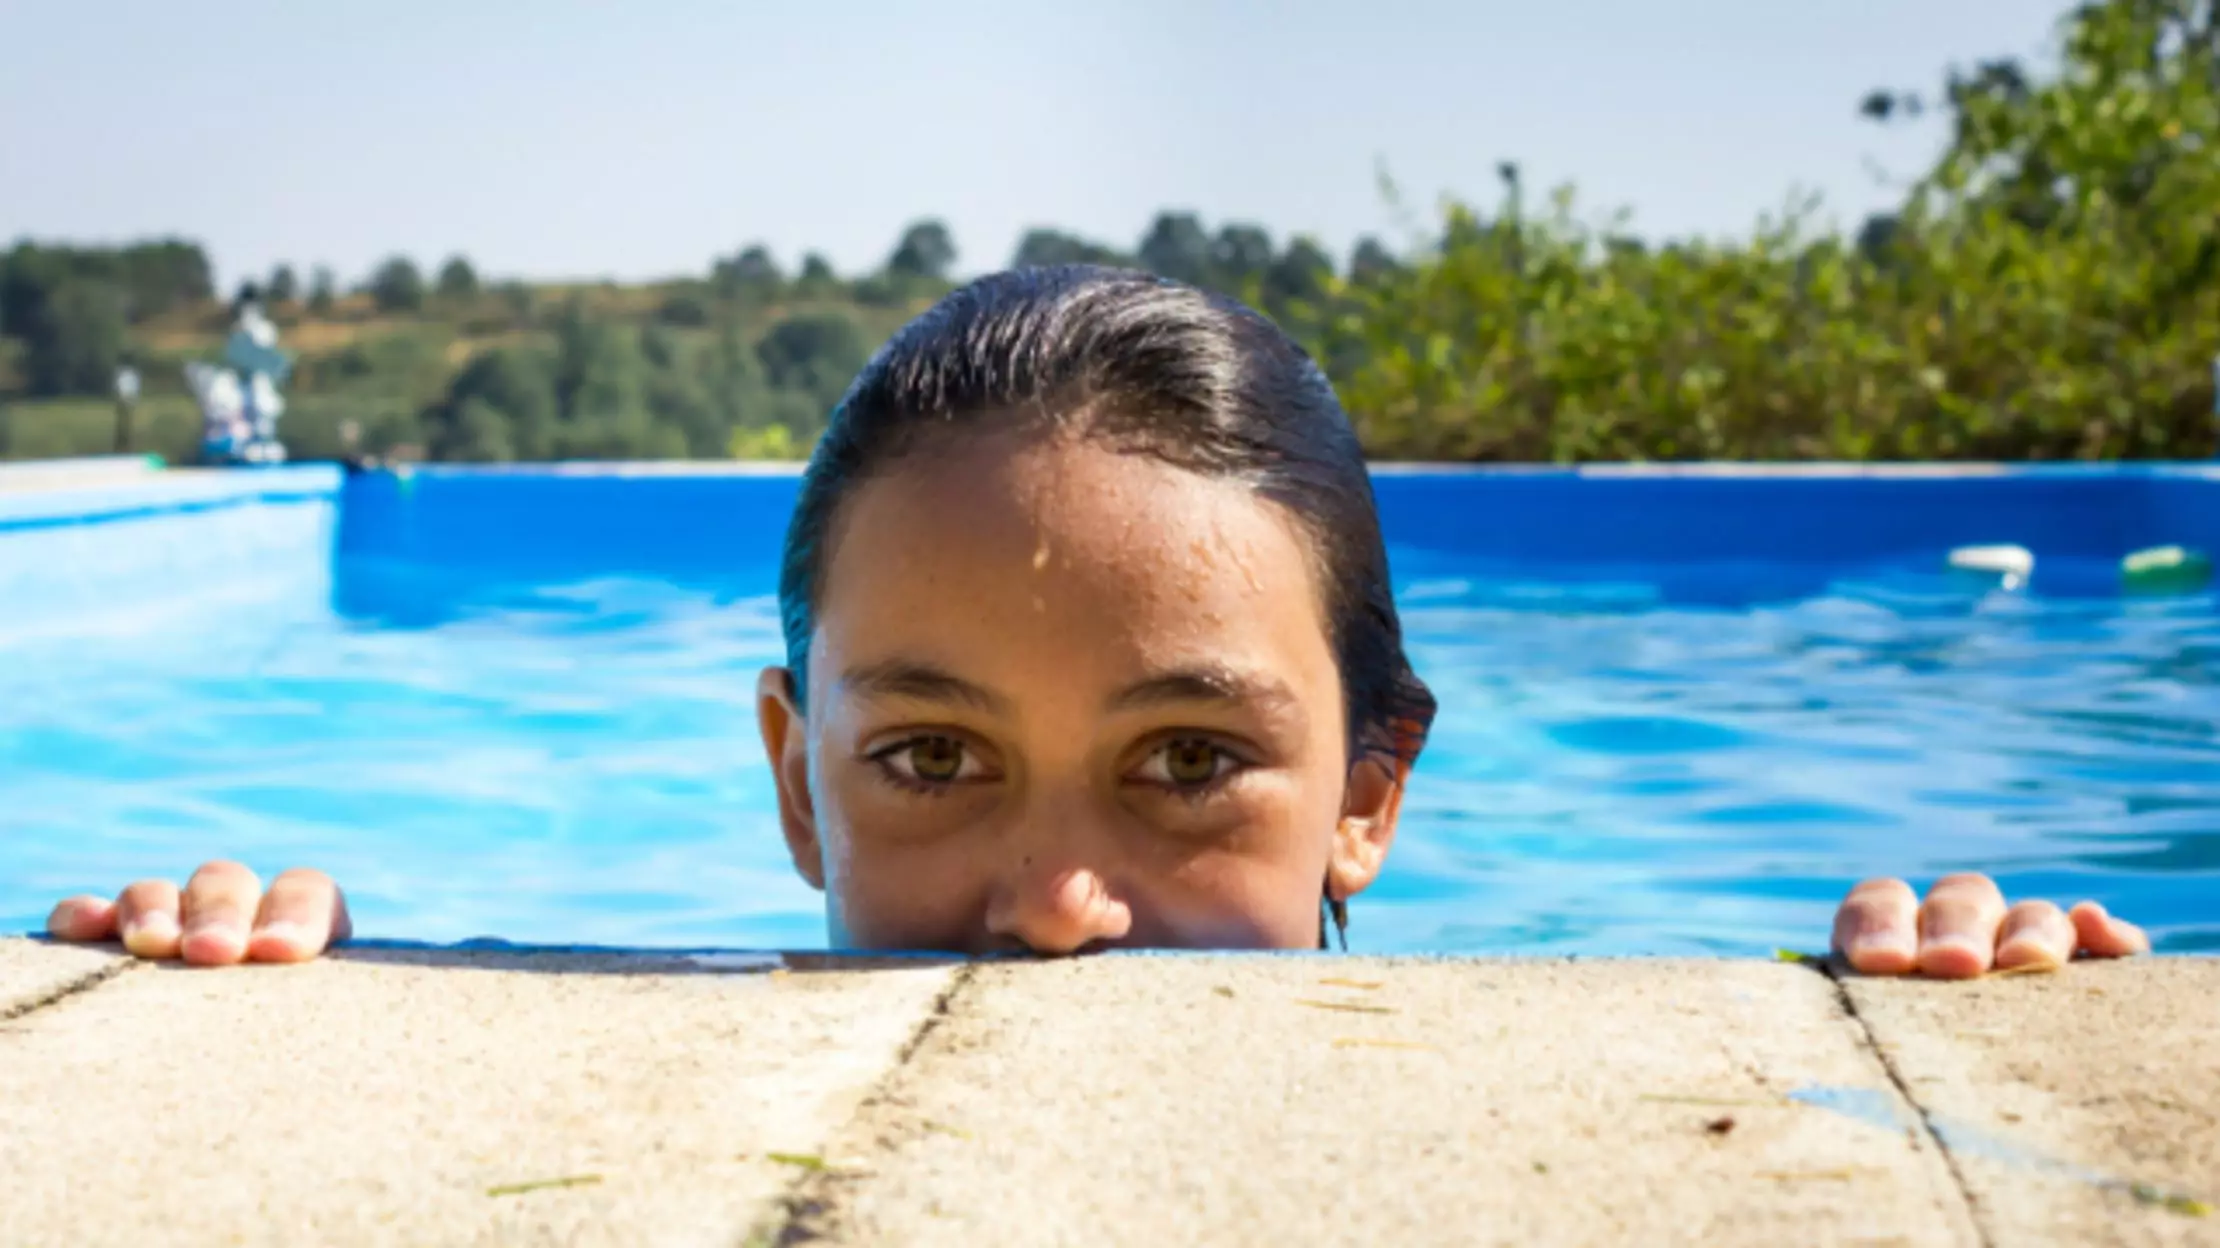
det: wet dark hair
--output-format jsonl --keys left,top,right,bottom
{"left": 777, "top": 264, "right": 1436, "bottom": 767}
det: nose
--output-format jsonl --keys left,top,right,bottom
{"left": 983, "top": 860, "right": 1134, "bottom": 956}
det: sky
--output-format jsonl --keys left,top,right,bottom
{"left": 0, "top": 1, "right": 2077, "bottom": 292}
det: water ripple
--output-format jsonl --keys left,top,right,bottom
{"left": 2, "top": 561, "right": 2213, "bottom": 956}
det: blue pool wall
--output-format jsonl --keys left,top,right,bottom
{"left": 331, "top": 462, "right": 2220, "bottom": 582}
{"left": 4, "top": 462, "right": 2217, "bottom": 628}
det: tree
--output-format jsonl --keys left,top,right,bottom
{"left": 1137, "top": 211, "right": 1213, "bottom": 286}
{"left": 429, "top": 344, "right": 560, "bottom": 460}
{"left": 1854, "top": 213, "right": 1902, "bottom": 263}
{"left": 2, "top": 240, "right": 211, "bottom": 335}
{"left": 368, "top": 257, "right": 425, "bottom": 312}
{"left": 23, "top": 279, "right": 127, "bottom": 396}
{"left": 1010, "top": 228, "right": 1128, "bottom": 270}
{"left": 553, "top": 306, "right": 647, "bottom": 425}
{"left": 640, "top": 323, "right": 681, "bottom": 371}
{"left": 551, "top": 412, "right": 688, "bottom": 460}
{"left": 108, "top": 240, "right": 215, "bottom": 320}
{"left": 657, "top": 287, "right": 714, "bottom": 326}
{"left": 1210, "top": 223, "right": 1276, "bottom": 291}
{"left": 639, "top": 327, "right": 729, "bottom": 455}
{"left": 1347, "top": 236, "right": 1400, "bottom": 284}
{"left": 1263, "top": 235, "right": 1334, "bottom": 308}
{"left": 0, "top": 244, "right": 54, "bottom": 345}
{"left": 756, "top": 312, "right": 871, "bottom": 411}
{"left": 440, "top": 398, "right": 518, "bottom": 461}
{"left": 1866, "top": 3, "right": 2217, "bottom": 231}
{"left": 886, "top": 219, "right": 957, "bottom": 283}
{"left": 797, "top": 252, "right": 838, "bottom": 291}
{"left": 307, "top": 266, "right": 337, "bottom": 314}
{"left": 850, "top": 273, "right": 907, "bottom": 307}
{"left": 495, "top": 280, "right": 536, "bottom": 326}
{"left": 704, "top": 321, "right": 772, "bottom": 430}
{"left": 267, "top": 264, "right": 299, "bottom": 304}
{"left": 436, "top": 256, "right": 480, "bottom": 302}
{"left": 713, "top": 244, "right": 783, "bottom": 299}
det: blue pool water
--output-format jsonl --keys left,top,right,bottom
{"left": 2, "top": 466, "right": 2215, "bottom": 955}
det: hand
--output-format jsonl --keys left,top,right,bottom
{"left": 46, "top": 862, "right": 350, "bottom": 966}
{"left": 1832, "top": 873, "right": 2148, "bottom": 978}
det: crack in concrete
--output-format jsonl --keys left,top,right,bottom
{"left": 0, "top": 957, "right": 138, "bottom": 1025}
{"left": 1821, "top": 962, "right": 1994, "bottom": 1248}
{"left": 750, "top": 960, "right": 980, "bottom": 1246}
{"left": 739, "top": 958, "right": 2042, "bottom": 1245}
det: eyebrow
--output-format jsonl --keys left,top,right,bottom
{"left": 838, "top": 658, "right": 1303, "bottom": 723}
{"left": 839, "top": 659, "right": 1013, "bottom": 715}
{"left": 1107, "top": 664, "right": 1303, "bottom": 718}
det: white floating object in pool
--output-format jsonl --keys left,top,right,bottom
{"left": 2121, "top": 545, "right": 2213, "bottom": 594}
{"left": 1947, "top": 544, "right": 2034, "bottom": 591}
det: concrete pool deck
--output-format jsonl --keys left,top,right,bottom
{"left": 1, "top": 940, "right": 2212, "bottom": 1246}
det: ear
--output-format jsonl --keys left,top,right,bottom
{"left": 1329, "top": 755, "right": 1410, "bottom": 903}
{"left": 756, "top": 666, "right": 826, "bottom": 891}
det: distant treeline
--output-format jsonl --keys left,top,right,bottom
{"left": 0, "top": 214, "right": 1364, "bottom": 464}
{"left": 3, "top": 0, "right": 2214, "bottom": 464}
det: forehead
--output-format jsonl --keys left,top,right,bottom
{"left": 812, "top": 434, "right": 1336, "bottom": 692}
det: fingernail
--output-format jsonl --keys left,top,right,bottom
{"left": 121, "top": 910, "right": 178, "bottom": 954}
{"left": 181, "top": 920, "right": 246, "bottom": 959}
{"left": 1918, "top": 934, "right": 1989, "bottom": 974}
{"left": 129, "top": 910, "right": 178, "bottom": 937}
{"left": 1850, "top": 930, "right": 1914, "bottom": 960}
{"left": 255, "top": 921, "right": 308, "bottom": 948}
{"left": 1997, "top": 931, "right": 2065, "bottom": 965}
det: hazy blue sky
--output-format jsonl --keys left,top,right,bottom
{"left": 0, "top": 1, "right": 2074, "bottom": 290}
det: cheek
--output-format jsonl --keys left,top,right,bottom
{"left": 1139, "top": 770, "right": 1337, "bottom": 863}
{"left": 818, "top": 830, "right": 991, "bottom": 949}
{"left": 1106, "top": 776, "right": 1350, "bottom": 948}
{"left": 1186, "top": 785, "right": 1342, "bottom": 924}
{"left": 808, "top": 763, "right": 999, "bottom": 947}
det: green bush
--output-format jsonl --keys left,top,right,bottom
{"left": 1309, "top": 0, "right": 2219, "bottom": 461}
{"left": 0, "top": 396, "right": 201, "bottom": 462}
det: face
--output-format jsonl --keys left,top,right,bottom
{"left": 756, "top": 432, "right": 1409, "bottom": 954}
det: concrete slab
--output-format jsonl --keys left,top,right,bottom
{"left": 777, "top": 957, "right": 1976, "bottom": 1248}
{"left": 0, "top": 462, "right": 336, "bottom": 524}
{"left": 0, "top": 454, "right": 166, "bottom": 494}
{"left": 1846, "top": 961, "right": 2220, "bottom": 1246}
{"left": 0, "top": 936, "right": 129, "bottom": 1019}
{"left": 0, "top": 945, "right": 953, "bottom": 1248}
{"left": 6, "top": 945, "right": 2210, "bottom": 1246}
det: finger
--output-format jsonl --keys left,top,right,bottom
{"left": 45, "top": 895, "right": 118, "bottom": 944}
{"left": 1917, "top": 873, "right": 2007, "bottom": 980}
{"left": 180, "top": 861, "right": 262, "bottom": 967}
{"left": 115, "top": 880, "right": 184, "bottom": 960}
{"left": 2069, "top": 901, "right": 2151, "bottom": 959}
{"left": 1831, "top": 878, "right": 1919, "bottom": 975}
{"left": 249, "top": 869, "right": 348, "bottom": 963}
{"left": 1994, "top": 899, "right": 2074, "bottom": 972}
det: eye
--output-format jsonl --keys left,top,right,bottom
{"left": 872, "top": 734, "right": 988, "bottom": 789}
{"left": 1134, "top": 737, "right": 1243, "bottom": 791}
{"left": 906, "top": 736, "right": 964, "bottom": 783}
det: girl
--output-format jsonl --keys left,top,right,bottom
{"left": 47, "top": 266, "right": 2151, "bottom": 976}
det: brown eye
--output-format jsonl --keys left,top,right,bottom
{"left": 1127, "top": 736, "right": 1247, "bottom": 798}
{"left": 907, "top": 736, "right": 966, "bottom": 783}
{"left": 1160, "top": 738, "right": 1228, "bottom": 788}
